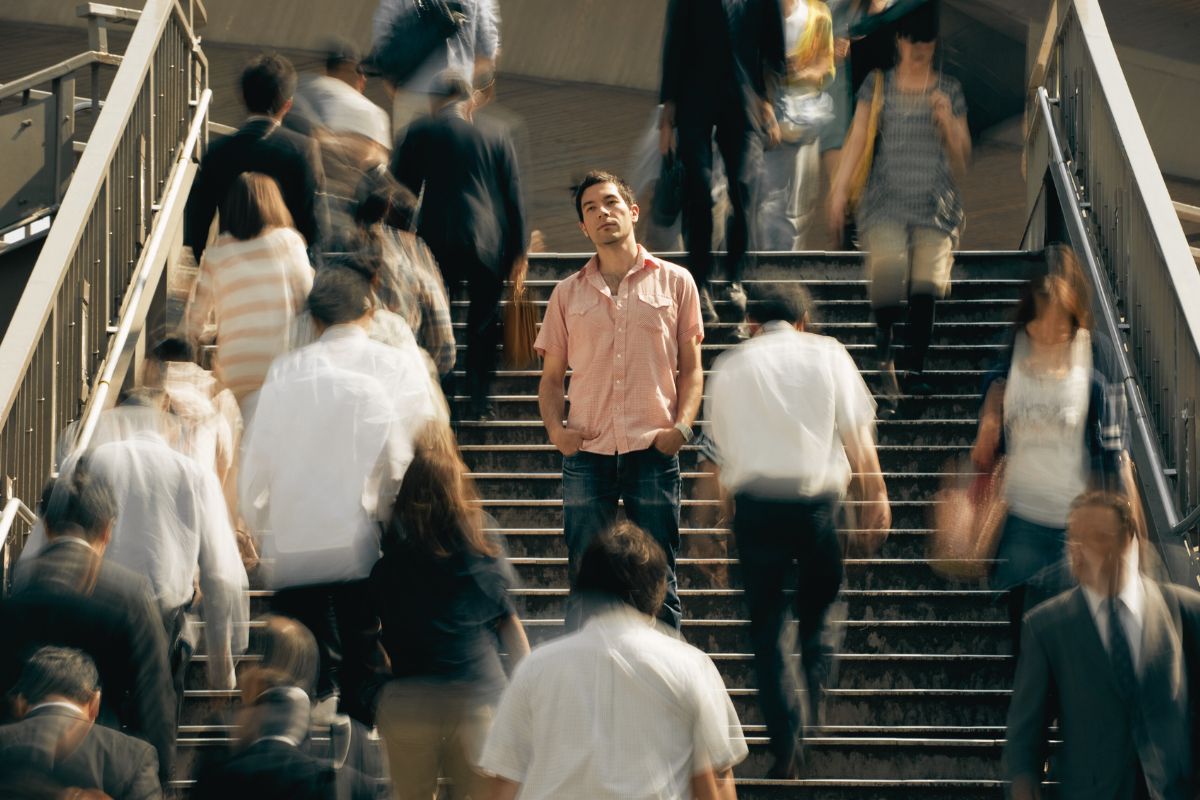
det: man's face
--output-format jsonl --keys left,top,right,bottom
{"left": 1067, "top": 504, "right": 1131, "bottom": 595}
{"left": 578, "top": 182, "right": 639, "bottom": 246}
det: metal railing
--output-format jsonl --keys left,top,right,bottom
{"left": 1025, "top": 0, "right": 1200, "bottom": 585}
{"left": 0, "top": 0, "right": 210, "bottom": 571}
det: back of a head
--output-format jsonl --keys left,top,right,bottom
{"left": 40, "top": 454, "right": 116, "bottom": 544}
{"left": 746, "top": 284, "right": 811, "bottom": 327}
{"left": 15, "top": 646, "right": 100, "bottom": 706}
{"left": 220, "top": 172, "right": 295, "bottom": 241}
{"left": 307, "top": 264, "right": 374, "bottom": 327}
{"left": 241, "top": 53, "right": 296, "bottom": 116}
{"left": 259, "top": 615, "right": 320, "bottom": 697}
{"left": 575, "top": 522, "right": 668, "bottom": 618}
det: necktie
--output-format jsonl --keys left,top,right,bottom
{"left": 1107, "top": 597, "right": 1138, "bottom": 700}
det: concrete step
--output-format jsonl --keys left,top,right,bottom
{"left": 711, "top": 653, "right": 1013, "bottom": 691}
{"left": 453, "top": 419, "right": 980, "bottom": 448}
{"left": 459, "top": 444, "right": 973, "bottom": 473}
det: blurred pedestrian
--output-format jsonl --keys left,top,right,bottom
{"left": 0, "top": 647, "right": 161, "bottom": 800}
{"left": 185, "top": 172, "right": 314, "bottom": 416}
{"left": 390, "top": 72, "right": 526, "bottom": 419}
{"left": 758, "top": 0, "right": 835, "bottom": 251}
{"left": 1004, "top": 491, "right": 1200, "bottom": 800}
{"left": 292, "top": 39, "right": 391, "bottom": 150}
{"left": 827, "top": 2, "right": 970, "bottom": 412}
{"left": 479, "top": 522, "right": 747, "bottom": 800}
{"left": 371, "top": 424, "right": 529, "bottom": 800}
{"left": 371, "top": 0, "right": 499, "bottom": 135}
{"left": 536, "top": 171, "right": 703, "bottom": 631}
{"left": 706, "top": 285, "right": 889, "bottom": 777}
{"left": 972, "top": 246, "right": 1127, "bottom": 656}
{"left": 817, "top": 0, "right": 856, "bottom": 246}
{"left": 240, "top": 265, "right": 443, "bottom": 725}
{"left": 2, "top": 464, "right": 175, "bottom": 785}
{"left": 660, "top": 0, "right": 786, "bottom": 324}
{"left": 185, "top": 54, "right": 323, "bottom": 260}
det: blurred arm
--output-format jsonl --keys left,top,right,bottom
{"left": 498, "top": 612, "right": 530, "bottom": 670}
{"left": 1004, "top": 618, "right": 1052, "bottom": 800}
{"left": 691, "top": 767, "right": 737, "bottom": 800}
{"left": 675, "top": 335, "right": 703, "bottom": 428}
{"left": 488, "top": 778, "right": 520, "bottom": 800}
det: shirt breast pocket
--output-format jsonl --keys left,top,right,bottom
{"left": 567, "top": 293, "right": 601, "bottom": 325}
{"left": 635, "top": 289, "right": 676, "bottom": 336}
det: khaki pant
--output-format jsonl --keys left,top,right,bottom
{"left": 376, "top": 681, "right": 494, "bottom": 800}
{"left": 863, "top": 223, "right": 954, "bottom": 309}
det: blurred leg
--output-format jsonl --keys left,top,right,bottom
{"left": 562, "top": 452, "right": 620, "bottom": 629}
{"left": 376, "top": 682, "right": 442, "bottom": 800}
{"left": 714, "top": 113, "right": 762, "bottom": 286}
{"left": 677, "top": 117, "right": 717, "bottom": 289}
{"left": 793, "top": 495, "right": 844, "bottom": 728}
{"left": 331, "top": 579, "right": 388, "bottom": 727}
{"left": 271, "top": 585, "right": 341, "bottom": 702}
{"left": 757, "top": 141, "right": 802, "bottom": 251}
{"left": 464, "top": 260, "right": 505, "bottom": 413}
{"left": 444, "top": 701, "right": 494, "bottom": 799}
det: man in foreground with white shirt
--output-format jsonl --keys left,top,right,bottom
{"left": 706, "top": 285, "right": 890, "bottom": 779}
{"left": 480, "top": 521, "right": 746, "bottom": 800}
{"left": 240, "top": 263, "right": 444, "bottom": 725}
{"left": 1004, "top": 490, "right": 1200, "bottom": 799}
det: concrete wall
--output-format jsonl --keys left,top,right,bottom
{"left": 0, "top": 0, "right": 667, "bottom": 90}
{"left": 1114, "top": 47, "right": 1200, "bottom": 181}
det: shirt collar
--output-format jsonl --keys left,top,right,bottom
{"left": 1081, "top": 542, "right": 1145, "bottom": 623}
{"left": 759, "top": 320, "right": 795, "bottom": 335}
{"left": 582, "top": 244, "right": 658, "bottom": 279}
{"left": 319, "top": 323, "right": 369, "bottom": 343}
{"left": 49, "top": 535, "right": 96, "bottom": 553}
{"left": 582, "top": 603, "right": 655, "bottom": 633}
{"left": 245, "top": 114, "right": 281, "bottom": 128}
{"left": 28, "top": 700, "right": 88, "bottom": 718}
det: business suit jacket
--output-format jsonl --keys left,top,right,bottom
{"left": 192, "top": 738, "right": 339, "bottom": 800}
{"left": 0, "top": 706, "right": 161, "bottom": 799}
{"left": 389, "top": 107, "right": 525, "bottom": 279}
{"left": 1004, "top": 580, "right": 1200, "bottom": 800}
{"left": 184, "top": 117, "right": 323, "bottom": 259}
{"left": 0, "top": 539, "right": 177, "bottom": 785}
{"left": 660, "top": 0, "right": 786, "bottom": 125}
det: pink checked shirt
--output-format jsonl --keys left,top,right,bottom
{"left": 535, "top": 246, "right": 703, "bottom": 455}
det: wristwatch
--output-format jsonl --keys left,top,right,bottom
{"left": 673, "top": 421, "right": 694, "bottom": 443}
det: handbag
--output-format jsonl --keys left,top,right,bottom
{"left": 847, "top": 69, "right": 884, "bottom": 213}
{"left": 503, "top": 257, "right": 539, "bottom": 369}
{"left": 368, "top": 0, "right": 466, "bottom": 85}
{"left": 929, "top": 455, "right": 1008, "bottom": 580}
{"left": 776, "top": 90, "right": 834, "bottom": 145}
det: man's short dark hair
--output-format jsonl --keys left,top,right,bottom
{"left": 575, "top": 522, "right": 668, "bottom": 617}
{"left": 40, "top": 453, "right": 116, "bottom": 541}
{"left": 241, "top": 53, "right": 297, "bottom": 116}
{"left": 15, "top": 646, "right": 100, "bottom": 705}
{"left": 1069, "top": 490, "right": 1139, "bottom": 541}
{"left": 323, "top": 37, "right": 362, "bottom": 73}
{"left": 746, "top": 284, "right": 814, "bottom": 326}
{"left": 307, "top": 265, "right": 374, "bottom": 327}
{"left": 573, "top": 170, "right": 637, "bottom": 222}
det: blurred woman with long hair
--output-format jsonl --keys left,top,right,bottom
{"left": 370, "top": 424, "right": 528, "bottom": 800}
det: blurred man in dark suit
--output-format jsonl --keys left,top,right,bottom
{"left": 390, "top": 72, "right": 526, "bottom": 420}
{"left": 0, "top": 647, "right": 161, "bottom": 800}
{"left": 185, "top": 53, "right": 323, "bottom": 260}
{"left": 1004, "top": 490, "right": 1200, "bottom": 800}
{"left": 0, "top": 460, "right": 175, "bottom": 786}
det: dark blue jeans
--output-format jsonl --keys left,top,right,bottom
{"left": 562, "top": 447, "right": 683, "bottom": 630}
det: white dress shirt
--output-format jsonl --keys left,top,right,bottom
{"left": 1081, "top": 543, "right": 1146, "bottom": 672}
{"left": 293, "top": 74, "right": 392, "bottom": 148}
{"left": 21, "top": 431, "right": 250, "bottom": 659}
{"left": 239, "top": 323, "right": 443, "bottom": 589}
{"left": 706, "top": 322, "right": 877, "bottom": 497}
{"left": 479, "top": 606, "right": 748, "bottom": 799}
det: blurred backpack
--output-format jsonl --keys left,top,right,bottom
{"left": 369, "top": 0, "right": 466, "bottom": 85}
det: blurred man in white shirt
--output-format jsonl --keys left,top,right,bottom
{"left": 706, "top": 284, "right": 889, "bottom": 778}
{"left": 240, "top": 260, "right": 443, "bottom": 724}
{"left": 480, "top": 522, "right": 746, "bottom": 800}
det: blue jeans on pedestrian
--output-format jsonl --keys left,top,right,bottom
{"left": 562, "top": 447, "right": 683, "bottom": 630}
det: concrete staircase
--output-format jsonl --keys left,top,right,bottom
{"left": 176, "top": 251, "right": 1042, "bottom": 798}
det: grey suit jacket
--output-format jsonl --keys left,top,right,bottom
{"left": 1003, "top": 581, "right": 1200, "bottom": 800}
{"left": 0, "top": 706, "right": 161, "bottom": 799}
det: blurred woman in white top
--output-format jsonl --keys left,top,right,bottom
{"left": 185, "top": 172, "right": 314, "bottom": 416}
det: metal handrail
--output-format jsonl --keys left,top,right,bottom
{"left": 73, "top": 87, "right": 211, "bottom": 454}
{"left": 1025, "top": 0, "right": 1200, "bottom": 585}
{"left": 0, "top": 497, "right": 37, "bottom": 594}
{"left": 0, "top": 0, "right": 209, "bottom": 568}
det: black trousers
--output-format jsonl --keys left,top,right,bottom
{"left": 434, "top": 250, "right": 505, "bottom": 410}
{"left": 733, "top": 492, "right": 843, "bottom": 760}
{"left": 271, "top": 579, "right": 387, "bottom": 726}
{"left": 676, "top": 109, "right": 763, "bottom": 287}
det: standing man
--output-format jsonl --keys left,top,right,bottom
{"left": 660, "top": 0, "right": 786, "bottom": 324}
{"left": 185, "top": 54, "right": 323, "bottom": 260}
{"left": 706, "top": 285, "right": 889, "bottom": 778}
{"left": 391, "top": 72, "right": 526, "bottom": 420}
{"left": 535, "top": 170, "right": 704, "bottom": 630}
{"left": 1004, "top": 490, "right": 1200, "bottom": 799}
